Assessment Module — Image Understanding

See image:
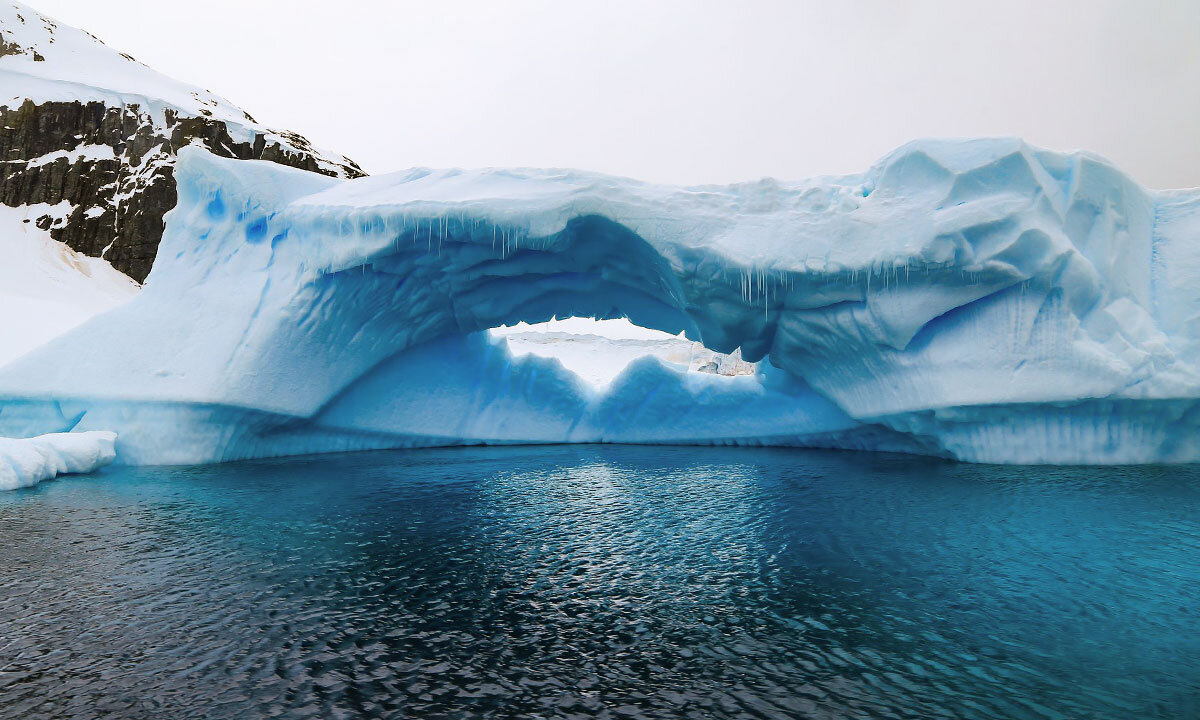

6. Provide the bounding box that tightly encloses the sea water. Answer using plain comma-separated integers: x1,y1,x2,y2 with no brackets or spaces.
0,446,1197,719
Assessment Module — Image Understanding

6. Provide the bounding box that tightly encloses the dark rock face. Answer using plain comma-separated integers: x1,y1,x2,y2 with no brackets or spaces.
0,99,364,282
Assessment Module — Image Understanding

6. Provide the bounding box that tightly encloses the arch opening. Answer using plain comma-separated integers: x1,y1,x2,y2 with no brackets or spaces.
487,316,756,389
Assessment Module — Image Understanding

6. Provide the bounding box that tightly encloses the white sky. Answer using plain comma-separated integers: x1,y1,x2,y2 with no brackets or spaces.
28,0,1200,188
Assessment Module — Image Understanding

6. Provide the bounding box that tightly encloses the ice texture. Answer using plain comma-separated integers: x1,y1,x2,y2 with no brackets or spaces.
1,138,1198,464
0,431,117,490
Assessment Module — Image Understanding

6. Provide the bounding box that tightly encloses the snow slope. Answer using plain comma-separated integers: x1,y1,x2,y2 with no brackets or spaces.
1,138,1198,464
0,1,353,173
0,203,139,367
0,430,116,490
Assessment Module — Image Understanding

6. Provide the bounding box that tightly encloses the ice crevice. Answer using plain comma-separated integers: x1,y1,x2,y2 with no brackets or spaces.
1,137,1199,464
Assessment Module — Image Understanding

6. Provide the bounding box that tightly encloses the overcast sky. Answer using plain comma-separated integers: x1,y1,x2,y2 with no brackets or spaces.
30,0,1200,188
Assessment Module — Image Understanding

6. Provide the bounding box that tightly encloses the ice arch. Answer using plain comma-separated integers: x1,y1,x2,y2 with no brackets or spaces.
1,138,1199,464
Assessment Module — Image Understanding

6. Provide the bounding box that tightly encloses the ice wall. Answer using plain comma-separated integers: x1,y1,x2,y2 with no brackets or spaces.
1,138,1198,464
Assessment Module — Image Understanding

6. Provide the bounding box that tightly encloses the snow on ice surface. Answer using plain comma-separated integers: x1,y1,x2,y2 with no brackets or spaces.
0,203,139,368
0,431,116,490
1,137,1199,464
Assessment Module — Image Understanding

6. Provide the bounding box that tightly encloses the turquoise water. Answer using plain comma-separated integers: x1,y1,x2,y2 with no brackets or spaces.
0,446,1197,719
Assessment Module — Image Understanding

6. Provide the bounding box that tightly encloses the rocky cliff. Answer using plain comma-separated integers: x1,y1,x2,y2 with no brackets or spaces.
0,2,364,282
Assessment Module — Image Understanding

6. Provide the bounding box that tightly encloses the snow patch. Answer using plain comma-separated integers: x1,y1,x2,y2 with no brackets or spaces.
8,143,116,170
0,203,140,368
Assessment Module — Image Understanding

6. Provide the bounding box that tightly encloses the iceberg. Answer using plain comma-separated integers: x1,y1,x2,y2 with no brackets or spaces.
0,431,117,490
1,137,1198,464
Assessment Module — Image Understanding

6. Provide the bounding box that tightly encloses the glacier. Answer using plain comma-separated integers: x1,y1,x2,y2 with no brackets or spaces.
0,431,117,490
1,137,1199,465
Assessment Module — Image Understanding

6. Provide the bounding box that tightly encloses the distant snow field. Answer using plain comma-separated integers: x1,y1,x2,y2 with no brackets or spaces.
488,317,756,388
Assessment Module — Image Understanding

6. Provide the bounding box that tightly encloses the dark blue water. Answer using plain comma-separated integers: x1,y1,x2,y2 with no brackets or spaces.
0,446,1197,719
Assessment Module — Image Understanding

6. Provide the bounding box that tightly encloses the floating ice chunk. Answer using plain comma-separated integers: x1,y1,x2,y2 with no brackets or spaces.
0,431,117,490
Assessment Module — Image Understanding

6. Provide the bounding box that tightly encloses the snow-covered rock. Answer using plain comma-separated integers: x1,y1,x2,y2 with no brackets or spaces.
1,138,1198,464
0,1,363,282
0,430,116,490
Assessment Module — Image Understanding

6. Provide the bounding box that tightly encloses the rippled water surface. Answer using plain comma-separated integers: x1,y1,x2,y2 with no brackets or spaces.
1,446,1198,719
